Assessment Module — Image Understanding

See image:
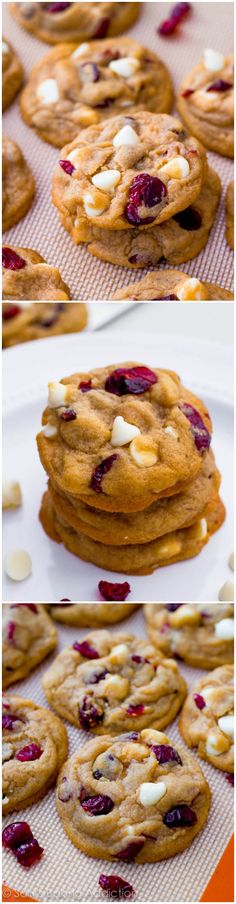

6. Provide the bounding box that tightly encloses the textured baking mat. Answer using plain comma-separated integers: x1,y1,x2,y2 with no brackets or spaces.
2,2,234,300
2,603,234,902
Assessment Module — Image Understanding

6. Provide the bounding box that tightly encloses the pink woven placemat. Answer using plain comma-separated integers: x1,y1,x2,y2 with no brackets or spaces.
3,2,234,299
2,604,234,902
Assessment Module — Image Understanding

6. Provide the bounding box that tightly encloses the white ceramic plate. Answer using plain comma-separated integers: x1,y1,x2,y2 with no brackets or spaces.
3,330,233,602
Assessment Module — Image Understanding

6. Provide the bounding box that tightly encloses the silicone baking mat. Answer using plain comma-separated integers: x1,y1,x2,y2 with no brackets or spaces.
2,603,234,902
2,2,234,300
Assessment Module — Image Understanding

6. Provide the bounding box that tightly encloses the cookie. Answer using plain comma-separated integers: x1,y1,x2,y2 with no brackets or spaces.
20,37,173,148
40,482,225,575
3,138,35,233
52,111,206,235
145,604,234,669
47,603,138,625
56,730,211,861
2,603,57,689
2,247,70,301
179,665,234,772
177,49,233,158
47,451,219,545
2,302,87,347
11,3,140,45
2,694,68,814
226,180,234,249
112,270,233,301
43,629,187,734
2,39,23,111
65,166,221,268
37,363,213,512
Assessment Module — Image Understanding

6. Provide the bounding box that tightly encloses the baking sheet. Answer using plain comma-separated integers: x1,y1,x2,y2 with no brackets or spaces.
2,2,234,299
2,603,234,902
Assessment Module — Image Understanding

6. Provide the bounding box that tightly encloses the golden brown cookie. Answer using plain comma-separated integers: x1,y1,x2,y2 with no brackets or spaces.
3,137,35,233
177,50,233,157
145,604,234,669
2,247,70,301
11,2,140,45
225,181,234,249
56,730,211,861
2,694,68,813
2,39,23,111
112,270,233,301
179,665,234,772
48,603,138,625
2,302,87,347
2,603,57,688
20,37,173,147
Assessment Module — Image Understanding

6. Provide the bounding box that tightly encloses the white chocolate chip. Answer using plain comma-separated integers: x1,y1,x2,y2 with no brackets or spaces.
170,604,201,627
201,686,215,704
130,436,157,468
228,552,234,572
160,156,190,179
43,423,58,438
141,729,169,744
164,426,178,439
4,549,32,582
2,481,22,510
109,57,140,78
109,643,129,666
2,796,9,805
2,41,9,54
206,730,229,756
203,48,225,72
177,278,207,301
102,674,129,700
113,125,139,148
218,715,234,739
111,415,140,447
92,169,121,192
191,518,208,541
215,617,234,640
37,78,59,104
2,742,13,763
126,825,136,835
139,781,167,807
48,381,68,408
67,148,82,168
71,42,90,59
218,583,234,603
83,190,107,217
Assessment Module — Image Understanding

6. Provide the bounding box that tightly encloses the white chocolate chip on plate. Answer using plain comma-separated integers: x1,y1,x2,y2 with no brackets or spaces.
139,781,167,806
2,481,22,509
4,549,32,582
92,170,121,192
215,617,234,639
218,582,234,603
111,415,140,447
37,78,59,104
113,125,139,148
203,48,225,71
160,156,190,179
109,57,140,78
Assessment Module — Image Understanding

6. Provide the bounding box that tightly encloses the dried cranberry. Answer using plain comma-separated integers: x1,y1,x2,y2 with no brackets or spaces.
226,773,234,786
16,743,43,762
93,17,110,38
173,207,202,230
2,822,33,850
80,62,100,83
59,408,77,421
171,2,191,20
99,874,134,898
166,604,183,611
91,454,118,493
152,744,182,765
59,159,75,176
2,248,26,270
2,714,24,731
86,669,108,685
3,305,21,320
158,2,190,34
117,839,144,861
7,621,15,642
98,580,131,601
117,732,139,741
46,2,71,12
15,839,44,867
163,804,197,828
181,88,194,98
125,174,167,225
93,769,103,780
59,600,71,603
126,704,145,716
105,365,157,396
131,654,149,665
73,640,100,659
80,793,114,816
193,693,206,710
95,97,114,109
79,380,92,392
158,295,178,300
207,80,232,92
79,696,104,730
173,651,184,661
180,402,211,452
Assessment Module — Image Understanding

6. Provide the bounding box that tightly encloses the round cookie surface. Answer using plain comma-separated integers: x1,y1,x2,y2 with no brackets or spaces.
52,111,206,234
42,629,187,733
2,302,87,347
112,270,233,301
2,694,68,813
73,166,221,268
226,181,234,250
20,37,173,148
179,665,234,772
56,730,211,861
2,603,58,689
2,247,70,301
145,604,234,669
3,138,35,233
11,3,140,45
2,39,23,111
48,603,138,625
177,51,233,158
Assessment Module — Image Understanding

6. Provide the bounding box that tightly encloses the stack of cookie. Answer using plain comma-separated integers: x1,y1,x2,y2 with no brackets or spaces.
37,361,225,575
